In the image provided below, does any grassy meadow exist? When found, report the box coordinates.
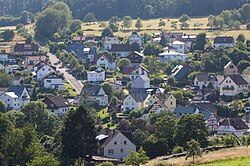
[145,146,250,166]
[82,17,250,39]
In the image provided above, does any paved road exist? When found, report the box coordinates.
[48,53,84,94]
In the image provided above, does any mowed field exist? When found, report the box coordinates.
[82,17,250,39]
[145,146,250,166]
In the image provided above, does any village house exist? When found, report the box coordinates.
[181,34,197,49]
[104,35,120,50]
[127,51,143,66]
[123,93,150,112]
[40,72,64,89]
[24,55,47,65]
[110,44,131,58]
[114,78,130,86]
[131,75,150,89]
[84,85,108,106]
[122,65,149,80]
[159,50,187,64]
[171,64,191,83]
[108,81,123,92]
[219,74,248,96]
[87,67,106,82]
[35,62,57,81]
[214,36,234,48]
[224,61,238,76]
[0,85,30,110]
[140,101,169,120]
[14,43,39,56]
[148,93,176,109]
[0,53,17,64]
[128,32,142,47]
[163,46,177,52]
[174,106,218,132]
[72,36,86,42]
[193,89,220,103]
[169,40,186,54]
[93,53,116,70]
[96,130,136,162]
[218,118,249,137]
[67,42,86,60]
[194,72,219,90]
[43,96,71,115]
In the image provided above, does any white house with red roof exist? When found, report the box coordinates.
[93,53,116,70]
[121,65,149,80]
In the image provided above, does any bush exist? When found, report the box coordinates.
[172,146,184,154]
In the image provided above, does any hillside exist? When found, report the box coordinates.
[0,0,247,20]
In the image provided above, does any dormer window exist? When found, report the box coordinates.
[124,141,127,145]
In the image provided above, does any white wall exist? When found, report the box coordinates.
[36,65,56,81]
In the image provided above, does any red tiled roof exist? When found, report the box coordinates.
[93,53,113,63]
[14,43,39,52]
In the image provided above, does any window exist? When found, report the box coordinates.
[171,102,173,105]
[114,141,117,145]
[108,149,114,155]
[124,141,127,145]
[121,149,124,153]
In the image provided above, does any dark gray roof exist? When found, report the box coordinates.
[195,72,217,82]
[85,85,104,96]
[171,64,191,82]
[7,85,26,97]
[130,93,149,102]
[174,106,211,119]
[214,36,234,44]
[188,101,218,116]
[110,44,130,52]
[67,42,87,59]
[228,74,248,85]
[43,96,70,109]
[220,118,248,130]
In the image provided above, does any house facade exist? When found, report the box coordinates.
[214,36,234,48]
[0,85,30,110]
[110,44,131,58]
[14,43,39,56]
[123,93,150,112]
[40,72,64,89]
[194,73,219,89]
[128,32,142,47]
[148,93,176,109]
[85,85,108,106]
[43,96,71,115]
[169,40,186,54]
[36,63,57,81]
[219,74,248,96]
[104,35,120,50]
[122,65,149,80]
[131,75,150,89]
[127,51,143,66]
[94,53,116,70]
[159,50,187,64]
[224,61,238,76]
[87,67,106,82]
[218,118,249,137]
[0,53,17,63]
[97,130,136,162]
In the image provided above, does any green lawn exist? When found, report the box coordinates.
[63,82,78,97]
[97,106,109,118]
[197,156,250,166]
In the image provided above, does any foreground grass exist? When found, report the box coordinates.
[145,146,250,166]
[63,82,78,97]
[198,155,250,166]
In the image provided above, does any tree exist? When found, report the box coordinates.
[144,5,154,18]
[83,12,97,24]
[171,21,177,29]
[237,60,250,73]
[144,42,162,56]
[20,101,57,135]
[158,19,166,30]
[102,27,113,38]
[138,147,149,164]
[0,69,13,87]
[31,87,38,101]
[62,106,97,159]
[175,114,209,148]
[130,42,141,52]
[236,34,245,43]
[35,2,72,40]
[27,154,60,166]
[70,19,82,33]
[179,14,190,23]
[117,58,131,71]
[0,99,6,113]
[122,16,132,29]
[124,151,140,166]
[192,33,207,51]
[135,18,143,30]
[207,15,216,29]
[159,33,167,47]
[99,161,114,166]
[1,29,15,41]
[185,139,202,163]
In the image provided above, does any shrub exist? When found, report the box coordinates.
[172,146,184,154]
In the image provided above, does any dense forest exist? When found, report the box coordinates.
[0,0,250,20]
